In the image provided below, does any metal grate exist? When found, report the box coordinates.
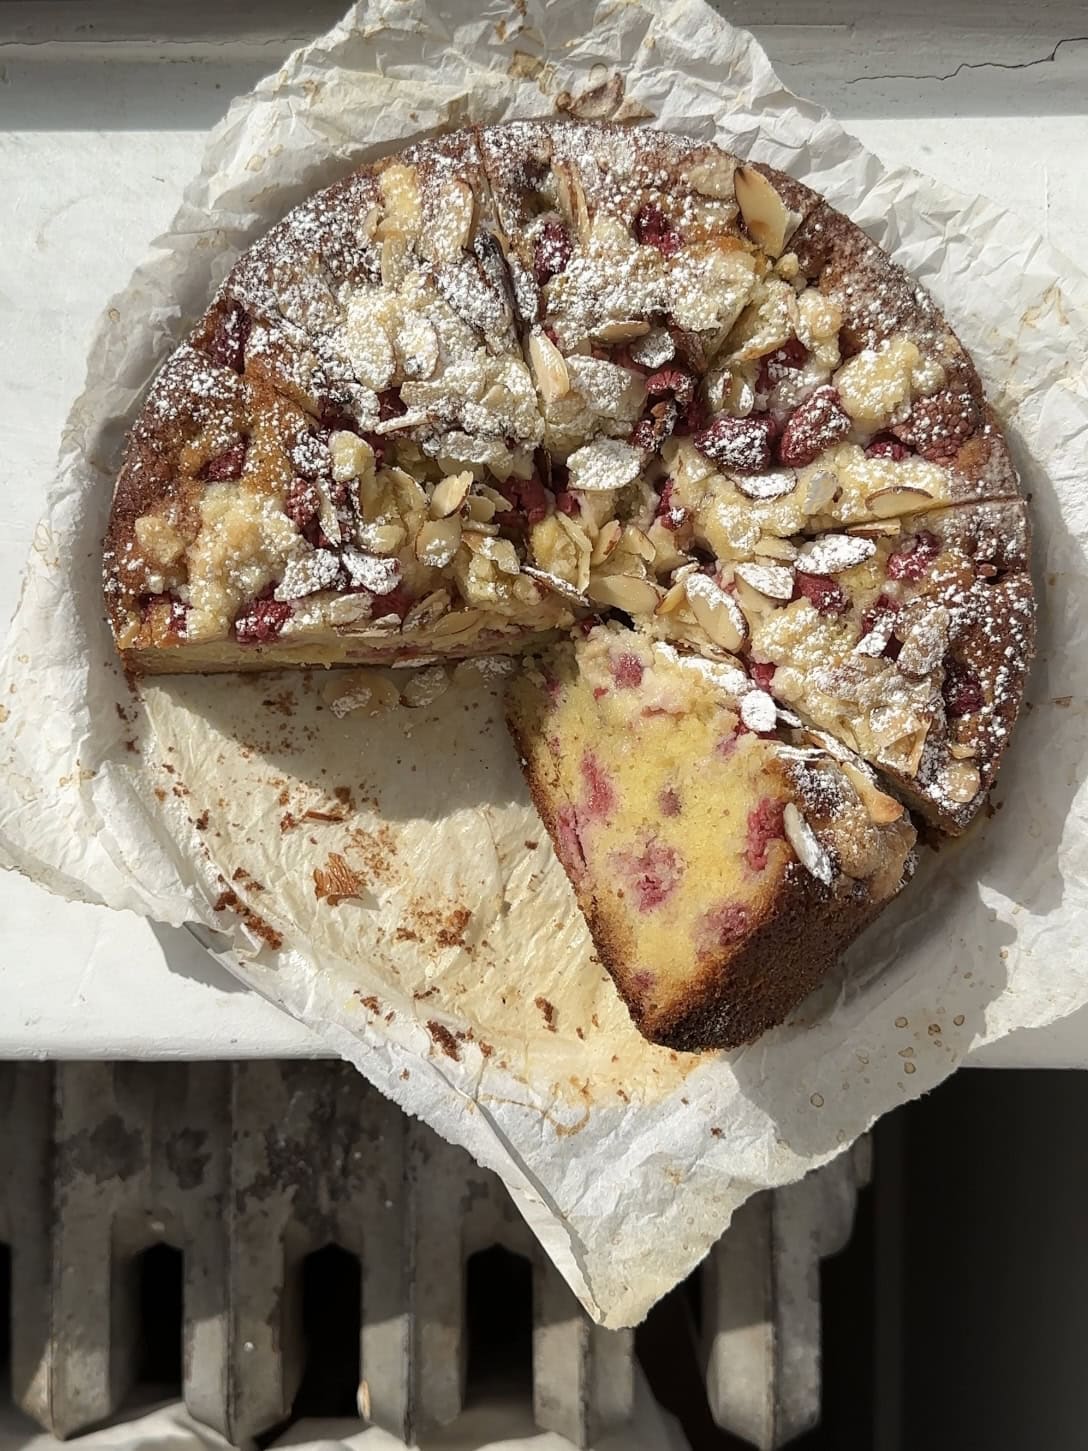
[0,1062,866,1449]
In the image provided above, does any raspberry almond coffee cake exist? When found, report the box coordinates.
[104,121,1034,1051]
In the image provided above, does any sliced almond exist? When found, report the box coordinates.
[397,314,440,380]
[594,319,652,344]
[797,534,877,575]
[373,409,431,435]
[684,574,748,652]
[630,326,676,369]
[357,205,382,245]
[587,573,662,613]
[590,518,623,566]
[948,741,977,761]
[341,549,400,595]
[896,606,950,678]
[684,154,737,200]
[840,759,904,824]
[513,573,543,604]
[387,467,429,517]
[464,493,497,524]
[865,485,935,518]
[329,430,375,484]
[529,330,571,405]
[415,516,462,569]
[735,560,795,600]
[734,468,798,502]
[733,165,800,257]
[621,525,657,562]
[783,802,834,885]
[324,672,402,719]
[479,484,513,513]
[401,664,451,709]
[312,476,342,547]
[802,468,840,517]
[474,535,521,575]
[739,689,777,733]
[430,471,472,519]
[937,760,982,806]
[327,596,373,626]
[655,577,689,616]
[555,162,591,242]
[847,520,902,539]
[380,234,409,290]
[429,179,475,262]
[521,566,589,607]
[402,589,451,631]
[733,574,775,619]
[566,438,643,492]
[356,521,406,556]
[430,608,484,638]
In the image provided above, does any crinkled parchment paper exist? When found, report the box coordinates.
[1,0,1086,1328]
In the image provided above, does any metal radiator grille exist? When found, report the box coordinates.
[0,1062,866,1450]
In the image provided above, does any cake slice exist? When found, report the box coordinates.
[104,344,577,673]
[506,623,916,1050]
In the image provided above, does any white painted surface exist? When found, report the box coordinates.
[0,3,1083,1062]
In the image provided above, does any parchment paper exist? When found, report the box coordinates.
[1,0,1085,1329]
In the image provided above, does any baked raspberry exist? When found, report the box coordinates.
[697,902,751,952]
[777,386,852,467]
[645,367,695,407]
[693,413,775,473]
[611,652,645,689]
[659,786,682,817]
[206,303,250,373]
[202,437,248,482]
[757,338,808,393]
[593,686,609,700]
[284,477,320,531]
[580,752,617,821]
[745,796,785,872]
[886,531,940,581]
[518,474,551,526]
[793,572,848,616]
[750,661,776,691]
[655,478,688,532]
[555,490,580,515]
[865,433,910,461]
[858,593,900,637]
[139,593,189,636]
[630,399,679,450]
[532,220,574,286]
[892,387,979,462]
[372,584,414,620]
[943,662,984,717]
[614,839,685,913]
[234,593,292,645]
[859,594,902,659]
[634,203,682,256]
[554,804,587,881]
